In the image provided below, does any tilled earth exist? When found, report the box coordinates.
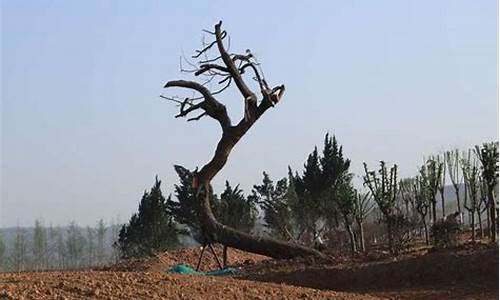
[0,243,498,299]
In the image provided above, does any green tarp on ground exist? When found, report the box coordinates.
[168,264,237,276]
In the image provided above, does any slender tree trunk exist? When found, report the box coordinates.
[432,201,437,224]
[343,216,356,255]
[477,209,483,239]
[486,207,491,237]
[471,209,476,243]
[386,220,394,253]
[455,187,461,215]
[440,191,446,218]
[357,220,365,252]
[488,188,497,242]
[422,217,429,246]
[222,245,228,267]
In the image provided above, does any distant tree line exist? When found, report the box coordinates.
[0,218,121,272]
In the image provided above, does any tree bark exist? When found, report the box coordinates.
[432,201,437,224]
[455,187,461,215]
[477,209,483,239]
[471,209,476,243]
[194,124,325,259]
[422,217,429,246]
[343,216,356,255]
[357,220,365,252]
[488,188,496,242]
[440,191,446,218]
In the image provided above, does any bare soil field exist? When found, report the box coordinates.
[1,242,497,299]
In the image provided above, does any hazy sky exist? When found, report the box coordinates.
[1,1,498,227]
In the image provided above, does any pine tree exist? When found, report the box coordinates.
[320,134,355,251]
[117,176,181,258]
[218,181,257,233]
[291,147,324,241]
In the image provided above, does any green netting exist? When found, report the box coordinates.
[167,264,237,276]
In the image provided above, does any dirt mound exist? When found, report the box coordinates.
[105,244,269,272]
[240,244,498,292]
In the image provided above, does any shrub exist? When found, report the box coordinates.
[431,217,461,249]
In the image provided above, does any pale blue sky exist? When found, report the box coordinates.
[1,0,498,227]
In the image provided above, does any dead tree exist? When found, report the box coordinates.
[162,21,324,259]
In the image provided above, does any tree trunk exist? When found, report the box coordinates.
[477,209,483,239]
[455,187,461,215]
[471,209,476,243]
[357,220,365,252]
[422,217,429,246]
[222,245,228,267]
[486,206,491,237]
[432,201,437,224]
[196,127,325,260]
[488,188,496,242]
[343,216,356,255]
[440,191,446,218]
[387,220,394,253]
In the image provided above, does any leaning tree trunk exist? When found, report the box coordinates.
[343,215,357,255]
[163,21,325,260]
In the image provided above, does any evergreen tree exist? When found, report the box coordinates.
[320,134,353,245]
[32,219,48,271]
[218,181,257,233]
[117,176,181,258]
[291,147,324,240]
[168,165,218,242]
[253,172,293,240]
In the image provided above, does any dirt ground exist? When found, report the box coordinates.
[0,242,498,299]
